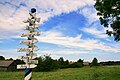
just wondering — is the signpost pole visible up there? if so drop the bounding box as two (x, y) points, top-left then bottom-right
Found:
(17, 8), (40, 80)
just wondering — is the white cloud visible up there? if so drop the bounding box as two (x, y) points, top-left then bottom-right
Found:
(82, 27), (108, 39)
(78, 5), (99, 24)
(0, 0), (95, 40)
(0, 49), (21, 59)
(36, 30), (120, 53)
(40, 49), (89, 55)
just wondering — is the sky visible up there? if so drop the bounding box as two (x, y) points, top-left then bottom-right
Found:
(0, 0), (120, 62)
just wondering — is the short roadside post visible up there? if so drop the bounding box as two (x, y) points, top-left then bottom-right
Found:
(17, 8), (40, 80)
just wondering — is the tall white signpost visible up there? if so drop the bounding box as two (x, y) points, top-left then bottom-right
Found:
(17, 8), (40, 80)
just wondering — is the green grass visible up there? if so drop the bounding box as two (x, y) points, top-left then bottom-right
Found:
(0, 66), (120, 80)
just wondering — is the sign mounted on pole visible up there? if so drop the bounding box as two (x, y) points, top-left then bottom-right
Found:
(17, 8), (40, 80)
(21, 32), (40, 37)
(17, 64), (37, 69)
(28, 60), (38, 64)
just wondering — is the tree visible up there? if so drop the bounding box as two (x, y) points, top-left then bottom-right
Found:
(58, 57), (65, 68)
(0, 56), (5, 60)
(77, 59), (84, 66)
(15, 59), (25, 64)
(34, 56), (60, 72)
(58, 57), (70, 68)
(91, 58), (98, 66)
(94, 0), (120, 41)
(69, 59), (83, 68)
(77, 59), (84, 63)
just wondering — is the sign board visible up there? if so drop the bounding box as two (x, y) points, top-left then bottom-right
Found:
(28, 60), (38, 64)
(36, 18), (40, 23)
(17, 48), (31, 52)
(25, 26), (34, 31)
(21, 32), (40, 37)
(18, 56), (27, 60)
(18, 46), (39, 52)
(20, 39), (38, 44)
(17, 64), (37, 69)
(17, 64), (27, 69)
(34, 24), (39, 29)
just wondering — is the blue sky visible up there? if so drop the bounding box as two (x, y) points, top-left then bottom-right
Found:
(0, 0), (120, 62)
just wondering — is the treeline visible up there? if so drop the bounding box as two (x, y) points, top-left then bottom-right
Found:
(99, 61), (120, 66)
(1, 56), (120, 72)
(33, 56), (84, 72)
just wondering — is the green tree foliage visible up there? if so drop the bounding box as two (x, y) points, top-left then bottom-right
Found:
(58, 57), (70, 68)
(0, 56), (5, 60)
(34, 56), (60, 72)
(15, 59), (25, 64)
(6, 58), (13, 60)
(34, 56), (84, 72)
(69, 59), (83, 68)
(91, 58), (98, 66)
(100, 61), (120, 65)
(94, 0), (120, 41)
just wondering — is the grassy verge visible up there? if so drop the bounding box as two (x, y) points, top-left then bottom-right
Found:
(0, 66), (120, 80)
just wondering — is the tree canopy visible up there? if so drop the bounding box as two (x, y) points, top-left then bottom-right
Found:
(91, 58), (98, 66)
(0, 56), (5, 60)
(94, 0), (120, 41)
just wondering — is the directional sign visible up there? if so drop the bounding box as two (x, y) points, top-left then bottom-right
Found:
(25, 26), (34, 31)
(18, 54), (37, 60)
(23, 18), (34, 23)
(20, 39), (38, 44)
(23, 19), (29, 23)
(17, 64), (37, 69)
(33, 24), (39, 29)
(18, 46), (39, 52)
(18, 56), (28, 60)
(17, 48), (31, 52)
(36, 18), (40, 23)
(17, 64), (27, 69)
(32, 32), (40, 36)
(28, 60), (38, 64)
(21, 32), (40, 37)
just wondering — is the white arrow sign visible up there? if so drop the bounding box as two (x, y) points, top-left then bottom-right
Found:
(18, 56), (28, 60)
(20, 39), (38, 44)
(17, 48), (31, 52)
(18, 46), (39, 52)
(25, 26), (34, 31)
(18, 53), (37, 59)
(33, 24), (39, 29)
(23, 18), (35, 23)
(36, 18), (40, 23)
(21, 32), (40, 37)
(28, 60), (38, 64)
(17, 64), (37, 69)
(17, 64), (27, 69)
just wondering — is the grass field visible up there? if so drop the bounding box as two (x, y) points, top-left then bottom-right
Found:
(0, 66), (120, 80)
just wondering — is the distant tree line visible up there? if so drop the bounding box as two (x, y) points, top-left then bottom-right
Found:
(99, 61), (120, 66)
(33, 56), (84, 72)
(1, 56), (120, 72)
